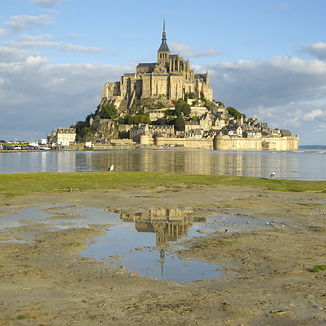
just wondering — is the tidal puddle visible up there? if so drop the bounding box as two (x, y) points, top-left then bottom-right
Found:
(82, 208), (272, 282)
(0, 205), (273, 282)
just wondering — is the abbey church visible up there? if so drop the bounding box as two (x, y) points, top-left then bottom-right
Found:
(100, 22), (213, 109)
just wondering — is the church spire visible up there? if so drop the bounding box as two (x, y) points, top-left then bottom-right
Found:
(162, 19), (167, 42)
(158, 19), (170, 53)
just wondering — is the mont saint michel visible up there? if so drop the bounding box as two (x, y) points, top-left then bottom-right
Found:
(74, 23), (299, 151)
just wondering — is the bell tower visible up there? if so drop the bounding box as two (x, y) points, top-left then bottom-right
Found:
(157, 20), (170, 64)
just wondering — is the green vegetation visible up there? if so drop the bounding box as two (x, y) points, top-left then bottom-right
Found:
(193, 243), (208, 249)
(309, 265), (326, 272)
(174, 99), (191, 117)
(100, 103), (117, 119)
(203, 99), (217, 111)
(0, 172), (325, 198)
(19, 264), (33, 268)
(298, 203), (323, 207)
(216, 240), (237, 246)
(124, 114), (151, 125)
(61, 242), (83, 247)
(185, 92), (196, 100)
(174, 116), (185, 131)
(17, 315), (29, 320)
(227, 106), (244, 119)
(193, 239), (236, 249)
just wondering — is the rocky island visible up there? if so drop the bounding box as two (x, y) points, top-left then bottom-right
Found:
(72, 23), (298, 151)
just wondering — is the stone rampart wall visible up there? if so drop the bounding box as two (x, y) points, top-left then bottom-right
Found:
(154, 137), (213, 149)
(152, 135), (299, 150)
(213, 135), (299, 151)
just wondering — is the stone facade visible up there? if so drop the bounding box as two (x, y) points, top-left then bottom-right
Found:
(100, 22), (213, 110)
(49, 128), (76, 146)
(213, 135), (299, 151)
(130, 124), (175, 143)
(152, 135), (299, 150)
(154, 136), (213, 149)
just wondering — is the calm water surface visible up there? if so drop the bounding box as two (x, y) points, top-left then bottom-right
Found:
(0, 149), (325, 180)
(0, 204), (273, 282)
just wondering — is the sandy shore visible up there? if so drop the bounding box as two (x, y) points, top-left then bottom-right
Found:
(0, 185), (325, 325)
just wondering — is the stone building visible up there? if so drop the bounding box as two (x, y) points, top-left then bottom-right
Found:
(48, 128), (76, 146)
(129, 124), (174, 143)
(100, 21), (213, 110)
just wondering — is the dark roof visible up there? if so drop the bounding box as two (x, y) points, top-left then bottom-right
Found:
(158, 41), (170, 52)
(137, 63), (155, 67)
(158, 21), (170, 52)
(281, 129), (293, 136)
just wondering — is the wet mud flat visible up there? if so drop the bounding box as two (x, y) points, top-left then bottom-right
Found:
(0, 185), (325, 325)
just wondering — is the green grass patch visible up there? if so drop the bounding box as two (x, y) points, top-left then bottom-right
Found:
(217, 240), (237, 246)
(61, 242), (83, 247)
(193, 239), (236, 249)
(17, 315), (29, 320)
(309, 265), (326, 272)
(193, 243), (208, 249)
(0, 172), (325, 198)
(298, 203), (323, 207)
(19, 264), (33, 268)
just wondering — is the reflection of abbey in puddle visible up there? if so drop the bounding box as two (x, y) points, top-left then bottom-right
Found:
(120, 209), (206, 245)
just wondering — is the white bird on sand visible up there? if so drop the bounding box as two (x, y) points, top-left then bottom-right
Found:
(108, 165), (114, 171)
(270, 172), (276, 179)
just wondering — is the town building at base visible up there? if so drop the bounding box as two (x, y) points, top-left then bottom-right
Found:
(48, 128), (76, 146)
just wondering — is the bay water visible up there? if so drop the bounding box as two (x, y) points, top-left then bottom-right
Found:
(0, 148), (325, 180)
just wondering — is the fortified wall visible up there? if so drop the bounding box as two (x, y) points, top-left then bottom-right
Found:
(144, 136), (213, 149)
(214, 135), (299, 151)
(143, 135), (299, 150)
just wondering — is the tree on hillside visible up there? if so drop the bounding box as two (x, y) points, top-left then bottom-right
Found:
(175, 99), (191, 117)
(227, 107), (242, 119)
(204, 99), (216, 111)
(216, 101), (225, 107)
(125, 114), (151, 125)
(185, 92), (196, 100)
(174, 116), (185, 131)
(101, 103), (117, 119)
(155, 118), (167, 125)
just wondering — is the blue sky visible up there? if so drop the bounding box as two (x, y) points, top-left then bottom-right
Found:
(1, 0), (326, 145)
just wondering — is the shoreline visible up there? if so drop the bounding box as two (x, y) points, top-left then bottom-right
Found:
(0, 185), (325, 325)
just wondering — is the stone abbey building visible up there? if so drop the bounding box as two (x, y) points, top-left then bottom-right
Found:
(100, 22), (213, 109)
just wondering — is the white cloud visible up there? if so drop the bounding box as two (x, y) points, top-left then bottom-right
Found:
(302, 108), (326, 122)
(268, 2), (289, 11)
(62, 44), (102, 53)
(0, 28), (9, 36)
(169, 42), (221, 58)
(3, 34), (103, 54)
(208, 57), (326, 108)
(302, 42), (326, 61)
(0, 59), (131, 140)
(123, 35), (134, 40)
(1, 50), (326, 144)
(25, 55), (49, 66)
(205, 56), (326, 144)
(67, 33), (82, 39)
(32, 0), (62, 8)
(4, 15), (55, 33)
(279, 2), (289, 11)
(0, 47), (31, 63)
